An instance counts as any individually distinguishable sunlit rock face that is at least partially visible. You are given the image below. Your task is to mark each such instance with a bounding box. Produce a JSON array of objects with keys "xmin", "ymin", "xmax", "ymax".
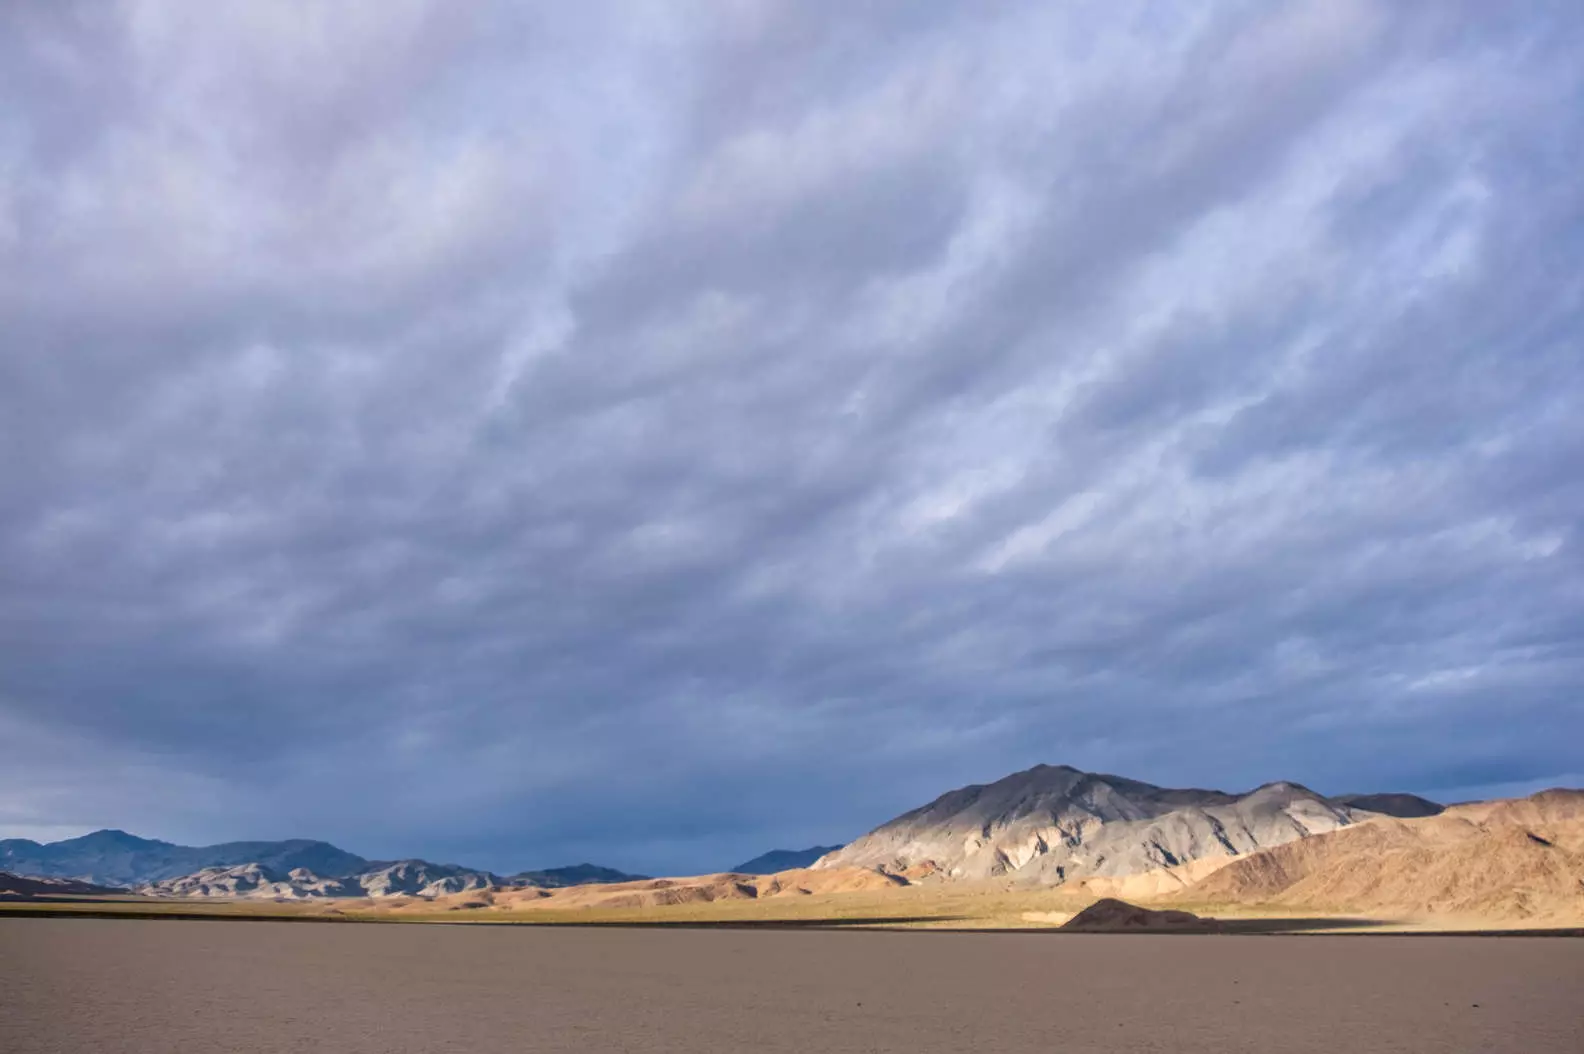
[{"xmin": 816, "ymin": 764, "xmax": 1360, "ymax": 885}]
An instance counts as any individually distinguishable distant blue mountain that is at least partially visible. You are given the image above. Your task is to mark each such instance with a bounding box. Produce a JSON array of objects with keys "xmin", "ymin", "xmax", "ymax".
[
  {"xmin": 0, "ymin": 829, "xmax": 647, "ymax": 891},
  {"xmin": 730, "ymin": 845, "xmax": 843, "ymax": 874},
  {"xmin": 0, "ymin": 829, "xmax": 370, "ymax": 887}
]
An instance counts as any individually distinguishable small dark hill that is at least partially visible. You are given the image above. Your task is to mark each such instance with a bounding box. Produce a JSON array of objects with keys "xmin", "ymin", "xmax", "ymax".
[{"xmin": 1061, "ymin": 898, "xmax": 1219, "ymax": 931}]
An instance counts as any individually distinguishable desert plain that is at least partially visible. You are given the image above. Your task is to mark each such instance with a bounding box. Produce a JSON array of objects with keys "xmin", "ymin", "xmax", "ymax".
[{"xmin": 3, "ymin": 916, "xmax": 1581, "ymax": 1054}]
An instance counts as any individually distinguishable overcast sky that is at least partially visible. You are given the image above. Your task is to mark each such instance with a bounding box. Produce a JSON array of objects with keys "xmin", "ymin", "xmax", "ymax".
[{"xmin": 2, "ymin": 1, "xmax": 1581, "ymax": 875}]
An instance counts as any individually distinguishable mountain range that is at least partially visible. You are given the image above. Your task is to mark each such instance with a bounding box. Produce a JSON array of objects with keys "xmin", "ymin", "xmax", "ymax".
[
  {"xmin": 814, "ymin": 764, "xmax": 1423, "ymax": 884},
  {"xmin": 1175, "ymin": 788, "xmax": 1584, "ymax": 921},
  {"xmin": 0, "ymin": 765, "xmax": 1476, "ymax": 902},
  {"xmin": 0, "ymin": 829, "xmax": 365, "ymax": 887},
  {"xmin": 5, "ymin": 764, "xmax": 1577, "ymax": 925},
  {"xmin": 0, "ymin": 829, "xmax": 646, "ymax": 894},
  {"xmin": 136, "ymin": 859, "xmax": 655, "ymax": 900}
]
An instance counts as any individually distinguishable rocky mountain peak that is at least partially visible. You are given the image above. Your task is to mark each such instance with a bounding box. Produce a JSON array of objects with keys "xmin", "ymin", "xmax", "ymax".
[{"xmin": 816, "ymin": 764, "xmax": 1359, "ymax": 885}]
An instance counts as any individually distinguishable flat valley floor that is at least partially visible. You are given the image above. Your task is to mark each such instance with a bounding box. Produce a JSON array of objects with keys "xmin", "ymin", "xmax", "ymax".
[{"xmin": 2, "ymin": 918, "xmax": 1581, "ymax": 1053}]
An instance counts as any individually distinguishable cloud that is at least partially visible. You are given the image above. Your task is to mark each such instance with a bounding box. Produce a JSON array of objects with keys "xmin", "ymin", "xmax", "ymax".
[{"xmin": 1, "ymin": 1, "xmax": 1581, "ymax": 873}]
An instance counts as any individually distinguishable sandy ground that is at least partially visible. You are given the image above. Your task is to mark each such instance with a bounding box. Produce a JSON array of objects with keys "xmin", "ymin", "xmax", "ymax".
[{"xmin": 2, "ymin": 918, "xmax": 1581, "ymax": 1053}]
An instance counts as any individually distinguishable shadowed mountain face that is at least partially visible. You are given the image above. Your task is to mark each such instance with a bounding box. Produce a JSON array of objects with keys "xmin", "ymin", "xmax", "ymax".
[
  {"xmin": 1332, "ymin": 793, "xmax": 1445, "ymax": 818},
  {"xmin": 0, "ymin": 830, "xmax": 369, "ymax": 887},
  {"xmin": 731, "ymin": 847, "xmax": 845, "ymax": 874},
  {"xmin": 0, "ymin": 830, "xmax": 643, "ymax": 893},
  {"xmin": 0, "ymin": 870, "xmax": 126, "ymax": 897},
  {"xmin": 815, "ymin": 764, "xmax": 1362, "ymax": 885}
]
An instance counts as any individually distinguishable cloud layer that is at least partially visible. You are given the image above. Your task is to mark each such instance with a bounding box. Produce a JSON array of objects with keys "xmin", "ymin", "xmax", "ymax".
[{"xmin": 2, "ymin": 1, "xmax": 1581, "ymax": 872}]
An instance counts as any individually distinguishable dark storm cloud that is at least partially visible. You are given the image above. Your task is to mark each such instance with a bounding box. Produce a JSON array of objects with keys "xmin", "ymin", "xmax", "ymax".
[{"xmin": 1, "ymin": 1, "xmax": 1581, "ymax": 873}]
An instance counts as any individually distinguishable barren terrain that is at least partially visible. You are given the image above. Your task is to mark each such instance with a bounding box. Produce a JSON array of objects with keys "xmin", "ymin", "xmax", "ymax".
[
  {"xmin": 2, "ymin": 918, "xmax": 1580, "ymax": 1054},
  {"xmin": 3, "ymin": 789, "xmax": 1578, "ymax": 935}
]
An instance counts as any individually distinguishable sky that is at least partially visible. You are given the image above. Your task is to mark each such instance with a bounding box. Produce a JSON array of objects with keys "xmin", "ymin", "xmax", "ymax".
[{"xmin": 1, "ymin": 1, "xmax": 1581, "ymax": 876}]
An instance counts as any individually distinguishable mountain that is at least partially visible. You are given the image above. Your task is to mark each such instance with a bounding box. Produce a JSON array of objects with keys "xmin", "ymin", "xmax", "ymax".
[
  {"xmin": 0, "ymin": 870, "xmax": 126, "ymax": 898},
  {"xmin": 510, "ymin": 863, "xmax": 648, "ymax": 887},
  {"xmin": 396, "ymin": 866, "xmax": 909, "ymax": 915},
  {"xmin": 1175, "ymin": 789, "xmax": 1584, "ymax": 922},
  {"xmin": 352, "ymin": 860, "xmax": 500, "ymax": 897},
  {"xmin": 0, "ymin": 830, "xmax": 368, "ymax": 887},
  {"xmin": 140, "ymin": 859, "xmax": 503, "ymax": 899},
  {"xmin": 139, "ymin": 859, "xmax": 654, "ymax": 900},
  {"xmin": 814, "ymin": 764, "xmax": 1362, "ymax": 885},
  {"xmin": 1331, "ymin": 793, "xmax": 1444, "ymax": 818},
  {"xmin": 139, "ymin": 864, "xmax": 351, "ymax": 899},
  {"xmin": 731, "ymin": 846, "xmax": 844, "ymax": 874},
  {"xmin": 0, "ymin": 830, "xmax": 639, "ymax": 894}
]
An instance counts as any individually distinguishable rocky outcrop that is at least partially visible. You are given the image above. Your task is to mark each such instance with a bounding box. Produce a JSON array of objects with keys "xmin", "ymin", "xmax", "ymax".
[
  {"xmin": 1061, "ymin": 898, "xmax": 1219, "ymax": 931},
  {"xmin": 814, "ymin": 764, "xmax": 1362, "ymax": 886}
]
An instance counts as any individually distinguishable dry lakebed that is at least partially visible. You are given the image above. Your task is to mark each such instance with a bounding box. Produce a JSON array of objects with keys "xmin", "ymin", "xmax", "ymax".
[{"xmin": 2, "ymin": 916, "xmax": 1582, "ymax": 1053}]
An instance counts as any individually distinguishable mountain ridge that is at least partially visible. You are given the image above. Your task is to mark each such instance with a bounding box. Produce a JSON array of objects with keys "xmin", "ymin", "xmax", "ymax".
[
  {"xmin": 1, "ymin": 766, "xmax": 1474, "ymax": 896},
  {"xmin": 815, "ymin": 764, "xmax": 1365, "ymax": 885},
  {"xmin": 1172, "ymin": 788, "xmax": 1584, "ymax": 921},
  {"xmin": 0, "ymin": 830, "xmax": 369, "ymax": 887},
  {"xmin": 0, "ymin": 829, "xmax": 641, "ymax": 891}
]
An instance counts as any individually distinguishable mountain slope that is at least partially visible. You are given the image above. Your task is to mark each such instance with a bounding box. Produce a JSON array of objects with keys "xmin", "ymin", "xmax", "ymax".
[
  {"xmin": 0, "ymin": 870, "xmax": 126, "ymax": 897},
  {"xmin": 0, "ymin": 830, "xmax": 368, "ymax": 887},
  {"xmin": 140, "ymin": 864, "xmax": 350, "ymax": 899},
  {"xmin": 0, "ymin": 830, "xmax": 640, "ymax": 893},
  {"xmin": 815, "ymin": 764, "xmax": 1361, "ymax": 885},
  {"xmin": 139, "ymin": 859, "xmax": 502, "ymax": 899},
  {"xmin": 1176, "ymin": 789, "xmax": 1584, "ymax": 921},
  {"xmin": 137, "ymin": 859, "xmax": 648, "ymax": 900},
  {"xmin": 731, "ymin": 847, "xmax": 844, "ymax": 874}
]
